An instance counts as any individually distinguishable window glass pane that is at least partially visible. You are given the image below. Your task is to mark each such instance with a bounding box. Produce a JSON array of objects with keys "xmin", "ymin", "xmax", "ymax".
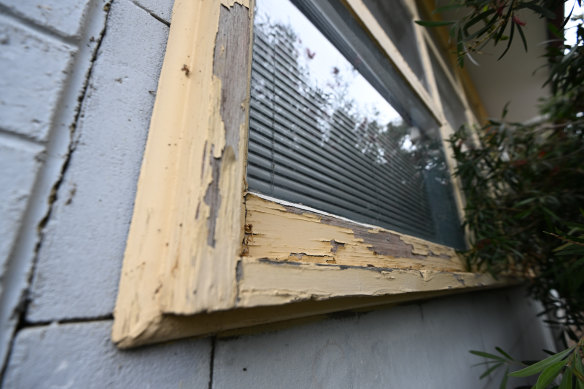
[
  {"xmin": 247, "ymin": 0, "xmax": 465, "ymax": 248},
  {"xmin": 430, "ymin": 52, "xmax": 468, "ymax": 131},
  {"xmin": 362, "ymin": 0, "xmax": 428, "ymax": 89}
]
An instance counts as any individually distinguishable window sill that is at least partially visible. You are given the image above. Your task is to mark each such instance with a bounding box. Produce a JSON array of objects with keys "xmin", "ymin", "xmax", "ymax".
[{"xmin": 112, "ymin": 0, "xmax": 512, "ymax": 349}]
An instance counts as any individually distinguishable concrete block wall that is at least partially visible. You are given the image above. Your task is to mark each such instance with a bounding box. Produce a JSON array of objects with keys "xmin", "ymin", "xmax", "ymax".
[{"xmin": 0, "ymin": 0, "xmax": 556, "ymax": 388}]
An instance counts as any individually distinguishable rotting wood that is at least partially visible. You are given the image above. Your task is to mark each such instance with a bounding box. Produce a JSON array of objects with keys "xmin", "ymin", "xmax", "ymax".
[
  {"xmin": 112, "ymin": 0, "xmax": 513, "ymax": 350},
  {"xmin": 112, "ymin": 0, "xmax": 253, "ymax": 348},
  {"xmin": 236, "ymin": 258, "xmax": 502, "ymax": 307},
  {"xmin": 244, "ymin": 193, "xmax": 466, "ymax": 272}
]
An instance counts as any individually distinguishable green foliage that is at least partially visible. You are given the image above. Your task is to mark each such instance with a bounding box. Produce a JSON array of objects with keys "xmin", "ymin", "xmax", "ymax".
[
  {"xmin": 449, "ymin": 8, "xmax": 584, "ymax": 334},
  {"xmin": 471, "ymin": 340, "xmax": 584, "ymax": 388},
  {"xmin": 422, "ymin": 1, "xmax": 584, "ymax": 388},
  {"xmin": 417, "ymin": 0, "xmax": 581, "ymax": 66},
  {"xmin": 451, "ymin": 120, "xmax": 584, "ymax": 329}
]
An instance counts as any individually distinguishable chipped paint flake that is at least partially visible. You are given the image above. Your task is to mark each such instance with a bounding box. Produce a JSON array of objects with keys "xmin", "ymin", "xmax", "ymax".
[
  {"xmin": 244, "ymin": 194, "xmax": 465, "ymax": 272},
  {"xmin": 222, "ymin": 0, "xmax": 250, "ymax": 8},
  {"xmin": 236, "ymin": 259, "xmax": 503, "ymax": 307},
  {"xmin": 113, "ymin": 0, "xmax": 253, "ymax": 348}
]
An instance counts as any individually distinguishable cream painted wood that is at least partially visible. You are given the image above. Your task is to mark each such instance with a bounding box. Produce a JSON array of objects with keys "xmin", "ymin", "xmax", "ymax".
[
  {"xmin": 112, "ymin": 0, "xmax": 254, "ymax": 348},
  {"xmin": 113, "ymin": 0, "xmax": 510, "ymax": 349},
  {"xmin": 344, "ymin": 0, "xmax": 439, "ymax": 122}
]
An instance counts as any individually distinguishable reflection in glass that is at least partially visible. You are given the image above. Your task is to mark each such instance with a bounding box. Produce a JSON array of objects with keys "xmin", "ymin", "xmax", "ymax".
[
  {"xmin": 362, "ymin": 0, "xmax": 428, "ymax": 89},
  {"xmin": 430, "ymin": 52, "xmax": 469, "ymax": 132},
  {"xmin": 246, "ymin": 0, "xmax": 465, "ymax": 248}
]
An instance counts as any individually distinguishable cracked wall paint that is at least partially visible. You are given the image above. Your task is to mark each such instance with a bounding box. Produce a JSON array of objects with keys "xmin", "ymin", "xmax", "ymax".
[{"xmin": 0, "ymin": 0, "xmax": 111, "ymax": 372}]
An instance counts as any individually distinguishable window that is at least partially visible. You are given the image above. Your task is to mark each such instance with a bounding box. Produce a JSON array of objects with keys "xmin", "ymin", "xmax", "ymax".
[
  {"xmin": 247, "ymin": 0, "xmax": 464, "ymax": 249},
  {"xmin": 112, "ymin": 0, "xmax": 503, "ymax": 349}
]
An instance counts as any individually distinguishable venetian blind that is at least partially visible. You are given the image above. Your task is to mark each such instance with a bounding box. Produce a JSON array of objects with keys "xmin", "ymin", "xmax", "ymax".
[{"xmin": 246, "ymin": 0, "xmax": 465, "ymax": 249}]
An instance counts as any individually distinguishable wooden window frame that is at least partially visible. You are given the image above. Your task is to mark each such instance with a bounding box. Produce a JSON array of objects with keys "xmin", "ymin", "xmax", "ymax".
[{"xmin": 112, "ymin": 0, "xmax": 506, "ymax": 349}]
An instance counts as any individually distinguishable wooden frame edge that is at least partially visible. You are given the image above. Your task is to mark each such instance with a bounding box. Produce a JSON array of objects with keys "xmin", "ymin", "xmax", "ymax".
[
  {"xmin": 244, "ymin": 194, "xmax": 465, "ymax": 271},
  {"xmin": 416, "ymin": 0, "xmax": 489, "ymax": 124},
  {"xmin": 112, "ymin": 0, "xmax": 254, "ymax": 347},
  {"xmin": 115, "ymin": 268, "xmax": 513, "ymax": 348},
  {"xmin": 112, "ymin": 0, "xmax": 510, "ymax": 350}
]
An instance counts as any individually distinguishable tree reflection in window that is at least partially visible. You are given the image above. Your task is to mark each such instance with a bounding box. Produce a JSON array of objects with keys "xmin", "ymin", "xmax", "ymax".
[{"xmin": 246, "ymin": 0, "xmax": 464, "ymax": 248}]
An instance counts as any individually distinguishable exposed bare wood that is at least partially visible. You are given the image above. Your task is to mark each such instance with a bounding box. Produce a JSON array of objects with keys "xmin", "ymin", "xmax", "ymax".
[
  {"xmin": 237, "ymin": 258, "xmax": 502, "ymax": 307},
  {"xmin": 244, "ymin": 194, "xmax": 465, "ymax": 271},
  {"xmin": 112, "ymin": 0, "xmax": 253, "ymax": 347},
  {"xmin": 112, "ymin": 0, "xmax": 512, "ymax": 350}
]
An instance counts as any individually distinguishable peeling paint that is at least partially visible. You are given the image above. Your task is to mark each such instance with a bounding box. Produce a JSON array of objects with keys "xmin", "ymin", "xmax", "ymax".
[
  {"xmin": 329, "ymin": 240, "xmax": 345, "ymax": 254},
  {"xmin": 222, "ymin": 0, "xmax": 251, "ymax": 8},
  {"xmin": 112, "ymin": 0, "xmax": 253, "ymax": 348},
  {"xmin": 236, "ymin": 259, "xmax": 502, "ymax": 308},
  {"xmin": 244, "ymin": 194, "xmax": 465, "ymax": 272},
  {"xmin": 111, "ymin": 0, "xmax": 511, "ymax": 350},
  {"xmin": 203, "ymin": 155, "xmax": 222, "ymax": 247}
]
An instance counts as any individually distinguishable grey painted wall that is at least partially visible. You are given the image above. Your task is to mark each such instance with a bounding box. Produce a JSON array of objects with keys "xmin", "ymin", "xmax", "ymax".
[{"xmin": 0, "ymin": 0, "xmax": 556, "ymax": 388}]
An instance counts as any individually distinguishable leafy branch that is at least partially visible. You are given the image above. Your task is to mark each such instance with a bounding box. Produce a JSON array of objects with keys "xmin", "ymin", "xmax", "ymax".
[
  {"xmin": 419, "ymin": 1, "xmax": 584, "ymax": 387},
  {"xmin": 416, "ymin": 0, "xmax": 580, "ymax": 66},
  {"xmin": 471, "ymin": 339, "xmax": 584, "ymax": 388}
]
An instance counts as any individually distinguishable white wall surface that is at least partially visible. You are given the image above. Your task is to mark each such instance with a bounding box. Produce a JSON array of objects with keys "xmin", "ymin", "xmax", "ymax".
[
  {"xmin": 464, "ymin": 9, "xmax": 551, "ymax": 122},
  {"xmin": 0, "ymin": 0, "xmax": 556, "ymax": 388}
]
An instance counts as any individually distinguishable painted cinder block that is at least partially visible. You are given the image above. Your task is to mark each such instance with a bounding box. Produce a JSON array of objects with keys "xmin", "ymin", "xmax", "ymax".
[
  {"xmin": 27, "ymin": 0, "xmax": 169, "ymax": 322},
  {"xmin": 3, "ymin": 321, "xmax": 211, "ymax": 389},
  {"xmin": 132, "ymin": 0, "xmax": 174, "ymax": 25},
  {"xmin": 212, "ymin": 288, "xmax": 552, "ymax": 389},
  {"xmin": 0, "ymin": 139, "xmax": 43, "ymax": 290},
  {"xmin": 0, "ymin": 15, "xmax": 76, "ymax": 142},
  {"xmin": 0, "ymin": 0, "xmax": 93, "ymax": 38}
]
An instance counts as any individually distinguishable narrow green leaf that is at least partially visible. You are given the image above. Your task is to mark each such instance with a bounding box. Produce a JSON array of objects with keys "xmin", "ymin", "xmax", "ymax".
[
  {"xmin": 498, "ymin": 21, "xmax": 515, "ymax": 60},
  {"xmin": 578, "ymin": 375, "xmax": 584, "ymax": 389},
  {"xmin": 562, "ymin": 2, "xmax": 576, "ymax": 28},
  {"xmin": 471, "ymin": 350, "xmax": 508, "ymax": 363},
  {"xmin": 509, "ymin": 347, "xmax": 574, "ymax": 378},
  {"xmin": 535, "ymin": 359, "xmax": 568, "ymax": 389},
  {"xmin": 496, "ymin": 347, "xmax": 515, "ymax": 361},
  {"xmin": 515, "ymin": 198, "xmax": 537, "ymax": 207},
  {"xmin": 500, "ymin": 367, "xmax": 509, "ymax": 389},
  {"xmin": 574, "ymin": 353, "xmax": 584, "ymax": 387},
  {"xmin": 466, "ymin": 13, "xmax": 499, "ymax": 40},
  {"xmin": 415, "ymin": 20, "xmax": 455, "ymax": 27},
  {"xmin": 574, "ymin": 352, "xmax": 583, "ymax": 375},
  {"xmin": 494, "ymin": 3, "xmax": 514, "ymax": 44},
  {"xmin": 559, "ymin": 366, "xmax": 573, "ymax": 389},
  {"xmin": 464, "ymin": 9, "xmax": 496, "ymax": 30},
  {"xmin": 517, "ymin": 24, "xmax": 528, "ymax": 52},
  {"xmin": 481, "ymin": 362, "xmax": 504, "ymax": 379},
  {"xmin": 547, "ymin": 22, "xmax": 562, "ymax": 39}
]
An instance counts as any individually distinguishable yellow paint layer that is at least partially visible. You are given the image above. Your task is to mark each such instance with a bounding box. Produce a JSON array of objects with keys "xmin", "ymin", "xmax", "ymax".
[
  {"xmin": 244, "ymin": 194, "xmax": 465, "ymax": 272},
  {"xmin": 236, "ymin": 259, "xmax": 502, "ymax": 307},
  {"xmin": 112, "ymin": 0, "xmax": 508, "ymax": 349},
  {"xmin": 224, "ymin": 0, "xmax": 250, "ymax": 7},
  {"xmin": 112, "ymin": 0, "xmax": 253, "ymax": 347}
]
